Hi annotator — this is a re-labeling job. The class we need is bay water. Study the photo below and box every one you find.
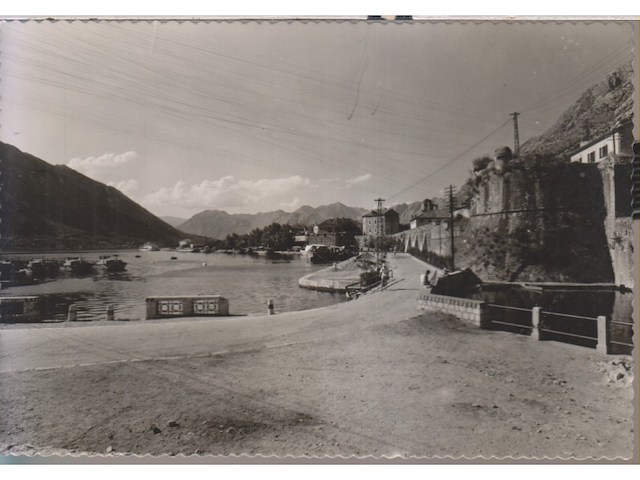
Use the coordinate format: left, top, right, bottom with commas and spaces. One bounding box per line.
1, 250, 346, 322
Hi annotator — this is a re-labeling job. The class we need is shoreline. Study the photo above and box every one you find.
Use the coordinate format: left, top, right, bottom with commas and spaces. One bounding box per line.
297, 256, 362, 293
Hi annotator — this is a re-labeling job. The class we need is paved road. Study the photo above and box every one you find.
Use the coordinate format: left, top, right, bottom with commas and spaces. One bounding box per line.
0, 254, 427, 374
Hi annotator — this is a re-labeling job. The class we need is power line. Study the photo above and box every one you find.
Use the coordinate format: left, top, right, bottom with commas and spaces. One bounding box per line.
386, 118, 511, 203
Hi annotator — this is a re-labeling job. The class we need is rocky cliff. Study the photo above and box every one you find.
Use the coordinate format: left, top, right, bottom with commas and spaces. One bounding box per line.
520, 63, 634, 158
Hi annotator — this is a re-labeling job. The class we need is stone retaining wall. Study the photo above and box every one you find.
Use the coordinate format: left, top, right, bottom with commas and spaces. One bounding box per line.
418, 293, 487, 328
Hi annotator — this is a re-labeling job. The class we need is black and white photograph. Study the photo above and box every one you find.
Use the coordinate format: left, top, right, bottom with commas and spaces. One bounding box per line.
0, 17, 637, 462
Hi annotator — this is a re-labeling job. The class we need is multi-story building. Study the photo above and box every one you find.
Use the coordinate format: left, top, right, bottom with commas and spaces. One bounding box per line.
362, 208, 400, 236
410, 198, 448, 229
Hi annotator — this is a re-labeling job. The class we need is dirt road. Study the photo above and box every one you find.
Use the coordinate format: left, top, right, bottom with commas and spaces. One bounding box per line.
0, 254, 634, 459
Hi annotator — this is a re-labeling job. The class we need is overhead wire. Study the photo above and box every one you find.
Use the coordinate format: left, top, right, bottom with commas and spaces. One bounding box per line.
2, 24, 474, 194
386, 118, 511, 202
2, 22, 632, 209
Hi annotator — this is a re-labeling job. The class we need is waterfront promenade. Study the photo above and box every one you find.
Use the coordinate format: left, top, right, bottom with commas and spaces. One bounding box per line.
0, 254, 633, 459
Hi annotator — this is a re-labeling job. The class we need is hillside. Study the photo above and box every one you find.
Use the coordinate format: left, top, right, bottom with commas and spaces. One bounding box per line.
160, 216, 188, 228
0, 142, 186, 250
390, 201, 424, 225
179, 202, 369, 239
520, 62, 634, 158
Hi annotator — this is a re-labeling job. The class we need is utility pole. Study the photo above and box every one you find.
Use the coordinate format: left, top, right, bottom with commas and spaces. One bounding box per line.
444, 186, 456, 271
510, 112, 520, 156
374, 197, 385, 265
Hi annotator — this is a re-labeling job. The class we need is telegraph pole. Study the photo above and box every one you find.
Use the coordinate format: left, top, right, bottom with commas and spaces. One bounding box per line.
510, 112, 520, 156
444, 186, 456, 271
374, 197, 385, 265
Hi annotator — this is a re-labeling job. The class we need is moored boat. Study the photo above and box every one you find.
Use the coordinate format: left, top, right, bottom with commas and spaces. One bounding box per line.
96, 255, 127, 272
176, 239, 203, 253
306, 245, 353, 264
27, 258, 60, 279
139, 242, 160, 252
62, 257, 93, 276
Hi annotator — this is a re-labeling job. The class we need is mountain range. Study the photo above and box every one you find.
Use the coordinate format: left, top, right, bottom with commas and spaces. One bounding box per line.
0, 142, 186, 251
175, 201, 432, 239
177, 203, 369, 238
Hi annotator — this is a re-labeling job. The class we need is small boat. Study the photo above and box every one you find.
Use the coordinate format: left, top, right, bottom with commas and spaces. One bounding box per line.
176, 243, 205, 253
139, 242, 160, 252
27, 258, 60, 279
96, 255, 127, 272
62, 257, 93, 275
307, 245, 352, 264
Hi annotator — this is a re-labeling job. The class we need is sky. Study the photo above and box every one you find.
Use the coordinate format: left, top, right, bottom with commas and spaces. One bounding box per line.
0, 20, 635, 218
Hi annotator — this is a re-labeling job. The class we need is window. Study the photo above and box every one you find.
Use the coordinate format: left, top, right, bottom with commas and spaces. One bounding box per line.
587, 152, 596, 163
599, 145, 608, 158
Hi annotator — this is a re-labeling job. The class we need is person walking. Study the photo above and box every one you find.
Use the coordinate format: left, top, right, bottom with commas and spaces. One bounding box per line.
380, 264, 389, 290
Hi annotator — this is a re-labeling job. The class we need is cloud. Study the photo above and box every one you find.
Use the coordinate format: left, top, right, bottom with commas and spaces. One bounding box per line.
108, 179, 139, 196
142, 175, 310, 210
279, 197, 300, 208
345, 173, 372, 185
67, 151, 138, 177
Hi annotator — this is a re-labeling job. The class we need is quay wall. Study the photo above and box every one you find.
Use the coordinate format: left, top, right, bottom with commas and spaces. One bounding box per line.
298, 257, 361, 293
298, 275, 353, 293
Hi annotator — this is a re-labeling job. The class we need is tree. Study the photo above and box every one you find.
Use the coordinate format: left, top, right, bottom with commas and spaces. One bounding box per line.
261, 223, 295, 251
472, 155, 493, 172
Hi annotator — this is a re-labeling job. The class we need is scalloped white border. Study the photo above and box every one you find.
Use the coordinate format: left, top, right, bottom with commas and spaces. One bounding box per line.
0, 16, 637, 466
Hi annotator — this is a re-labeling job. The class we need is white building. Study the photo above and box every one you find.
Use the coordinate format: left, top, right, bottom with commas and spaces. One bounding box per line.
570, 123, 634, 164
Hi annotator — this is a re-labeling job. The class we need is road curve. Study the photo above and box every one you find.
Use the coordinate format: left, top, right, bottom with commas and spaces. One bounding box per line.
0, 253, 427, 374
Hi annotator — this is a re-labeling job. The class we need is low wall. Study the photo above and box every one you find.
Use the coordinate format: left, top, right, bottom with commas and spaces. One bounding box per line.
146, 295, 229, 319
0, 296, 41, 322
418, 293, 487, 328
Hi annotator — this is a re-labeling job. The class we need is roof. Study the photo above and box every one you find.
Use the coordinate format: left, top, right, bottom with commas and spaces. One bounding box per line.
362, 208, 399, 218
411, 211, 448, 221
